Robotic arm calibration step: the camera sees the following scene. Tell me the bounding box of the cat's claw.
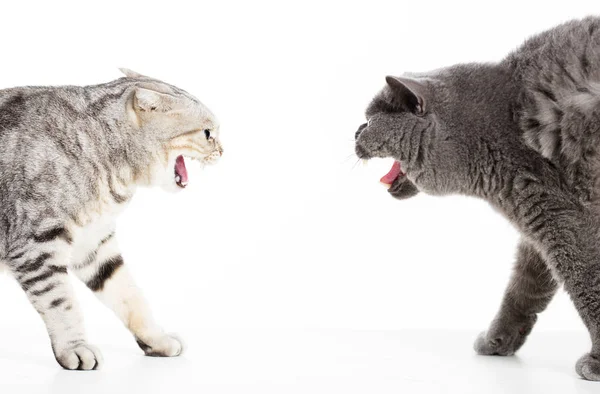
[55,343,103,370]
[136,333,184,357]
[576,353,600,381]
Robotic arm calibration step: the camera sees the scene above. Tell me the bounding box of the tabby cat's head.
[121,69,222,192]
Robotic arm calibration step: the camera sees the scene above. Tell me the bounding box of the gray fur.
[355,16,600,380]
[0,70,221,369]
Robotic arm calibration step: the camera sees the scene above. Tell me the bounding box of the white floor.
[1,328,598,394]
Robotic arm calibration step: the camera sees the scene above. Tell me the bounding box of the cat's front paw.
[55,343,103,370]
[474,314,536,356]
[473,328,526,357]
[136,333,183,357]
[576,353,600,381]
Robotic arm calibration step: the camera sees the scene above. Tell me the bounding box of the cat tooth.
[181,181,188,187]
[362,159,368,166]
[175,175,181,183]
[380,181,392,188]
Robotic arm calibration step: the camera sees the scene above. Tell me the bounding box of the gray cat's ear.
[133,88,178,112]
[119,68,145,78]
[385,76,426,115]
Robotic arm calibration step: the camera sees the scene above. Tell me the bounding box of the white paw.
[136,333,183,357]
[55,343,103,370]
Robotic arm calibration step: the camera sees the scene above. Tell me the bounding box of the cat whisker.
[342,153,358,164]
[343,154,366,170]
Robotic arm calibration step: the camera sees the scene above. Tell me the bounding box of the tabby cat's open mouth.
[380,161,405,188]
[174,155,189,188]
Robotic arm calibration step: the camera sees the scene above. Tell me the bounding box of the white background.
[1,1,599,392]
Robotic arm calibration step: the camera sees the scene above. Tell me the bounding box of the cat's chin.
[154,158,191,193]
[379,160,419,200]
[387,175,419,200]
[159,182,186,194]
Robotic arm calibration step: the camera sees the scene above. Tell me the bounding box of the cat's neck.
[432,63,521,134]
[82,82,166,189]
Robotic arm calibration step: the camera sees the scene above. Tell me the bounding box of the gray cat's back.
[506,16,600,82]
[504,16,600,201]
[506,16,600,136]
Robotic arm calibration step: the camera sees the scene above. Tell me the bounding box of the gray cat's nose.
[355,143,370,160]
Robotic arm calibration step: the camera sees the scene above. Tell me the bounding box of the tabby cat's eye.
[204,129,211,140]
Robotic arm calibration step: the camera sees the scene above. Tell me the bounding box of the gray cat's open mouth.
[380,161,405,188]
[174,155,189,188]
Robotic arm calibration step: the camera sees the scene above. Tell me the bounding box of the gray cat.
[355,16,600,380]
[0,69,222,369]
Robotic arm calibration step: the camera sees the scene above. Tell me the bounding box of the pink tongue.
[175,155,188,183]
[380,161,403,185]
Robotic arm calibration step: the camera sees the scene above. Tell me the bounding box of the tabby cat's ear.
[385,76,426,115]
[133,88,179,113]
[119,68,145,78]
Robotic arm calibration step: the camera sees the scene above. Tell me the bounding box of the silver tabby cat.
[355,16,600,380]
[0,69,222,370]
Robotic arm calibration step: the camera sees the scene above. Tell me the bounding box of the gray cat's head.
[119,69,223,192]
[354,76,436,199]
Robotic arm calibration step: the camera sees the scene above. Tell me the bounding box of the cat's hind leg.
[71,232,182,357]
[8,228,102,370]
[474,240,558,356]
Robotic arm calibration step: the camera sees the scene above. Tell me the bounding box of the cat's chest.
[68,211,120,267]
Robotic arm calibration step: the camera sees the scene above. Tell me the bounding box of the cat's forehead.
[161,82,216,119]
[166,83,200,104]
[365,88,399,118]
[134,78,201,103]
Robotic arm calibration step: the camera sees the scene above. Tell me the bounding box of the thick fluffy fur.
[355,16,600,380]
[0,69,222,370]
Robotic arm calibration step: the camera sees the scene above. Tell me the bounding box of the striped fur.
[0,69,217,370]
